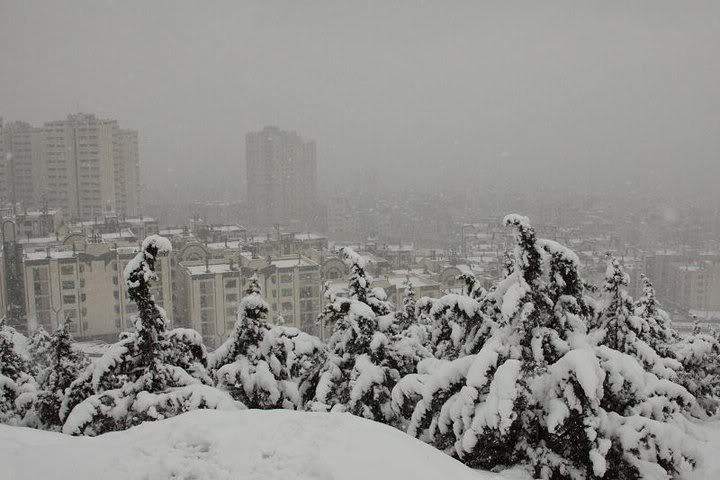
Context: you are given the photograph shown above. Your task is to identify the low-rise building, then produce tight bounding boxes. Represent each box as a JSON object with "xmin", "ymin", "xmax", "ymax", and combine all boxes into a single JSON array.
[
  {"xmin": 178, "ymin": 254, "xmax": 323, "ymax": 348},
  {"xmin": 11, "ymin": 209, "xmax": 63, "ymax": 239},
  {"xmin": 20, "ymin": 241, "xmax": 173, "ymax": 341}
]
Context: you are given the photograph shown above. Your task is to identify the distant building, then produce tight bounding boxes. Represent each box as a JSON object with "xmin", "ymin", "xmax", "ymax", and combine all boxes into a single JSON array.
[
  {"xmin": 0, "ymin": 230, "xmax": 172, "ymax": 339},
  {"xmin": 177, "ymin": 254, "xmax": 323, "ymax": 348},
  {"xmin": 670, "ymin": 261, "xmax": 720, "ymax": 313},
  {"xmin": 0, "ymin": 119, "xmax": 41, "ymax": 207},
  {"xmin": 7, "ymin": 209, "xmax": 63, "ymax": 239},
  {"xmin": 246, "ymin": 126, "xmax": 316, "ymax": 227},
  {"xmin": 66, "ymin": 214, "xmax": 159, "ymax": 240},
  {"xmin": 645, "ymin": 252, "xmax": 720, "ymax": 313},
  {"xmin": 116, "ymin": 129, "xmax": 142, "ymax": 218},
  {"xmin": 0, "ymin": 114, "xmax": 142, "ymax": 220}
]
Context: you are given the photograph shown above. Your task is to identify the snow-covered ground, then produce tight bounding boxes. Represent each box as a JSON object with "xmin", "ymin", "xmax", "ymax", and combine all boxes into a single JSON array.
[
  {"xmin": 3, "ymin": 409, "xmax": 719, "ymax": 479},
  {"xmin": 689, "ymin": 419, "xmax": 720, "ymax": 479},
  {"xmin": 0, "ymin": 409, "xmax": 505, "ymax": 480}
]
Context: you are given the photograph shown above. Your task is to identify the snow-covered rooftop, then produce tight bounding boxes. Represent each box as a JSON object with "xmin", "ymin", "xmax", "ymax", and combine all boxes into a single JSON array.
[
  {"xmin": 159, "ymin": 228, "xmax": 185, "ymax": 236},
  {"xmin": 294, "ymin": 232, "xmax": 327, "ymax": 241},
  {"xmin": 124, "ymin": 216, "xmax": 157, "ymax": 224},
  {"xmin": 213, "ymin": 225, "xmax": 245, "ymax": 232},
  {"xmin": 272, "ymin": 257, "xmax": 318, "ymax": 269},
  {"xmin": 101, "ymin": 229, "xmax": 135, "ymax": 241},
  {"xmin": 385, "ymin": 272, "xmax": 440, "ymax": 288},
  {"xmin": 25, "ymin": 250, "xmax": 75, "ymax": 261},
  {"xmin": 18, "ymin": 236, "xmax": 63, "ymax": 246},
  {"xmin": 185, "ymin": 264, "xmax": 240, "ymax": 276},
  {"xmin": 207, "ymin": 240, "xmax": 242, "ymax": 250}
]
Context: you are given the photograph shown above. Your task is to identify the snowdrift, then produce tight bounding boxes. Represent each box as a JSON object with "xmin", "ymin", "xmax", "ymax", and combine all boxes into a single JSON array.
[{"xmin": 0, "ymin": 409, "xmax": 500, "ymax": 480}]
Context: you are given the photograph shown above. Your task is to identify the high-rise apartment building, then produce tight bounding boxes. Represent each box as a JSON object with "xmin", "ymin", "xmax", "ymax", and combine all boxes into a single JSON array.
[
  {"xmin": 0, "ymin": 119, "xmax": 42, "ymax": 208},
  {"xmin": 246, "ymin": 126, "xmax": 317, "ymax": 227},
  {"xmin": 0, "ymin": 114, "xmax": 141, "ymax": 220},
  {"xmin": 39, "ymin": 113, "xmax": 119, "ymax": 220},
  {"xmin": 116, "ymin": 129, "xmax": 142, "ymax": 218}
]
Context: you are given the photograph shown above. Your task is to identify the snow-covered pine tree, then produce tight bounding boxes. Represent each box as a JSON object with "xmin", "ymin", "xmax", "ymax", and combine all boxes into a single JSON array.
[
  {"xmin": 415, "ymin": 295, "xmax": 435, "ymax": 326},
  {"xmin": 394, "ymin": 278, "xmax": 418, "ymax": 333},
  {"xmin": 634, "ymin": 274, "xmax": 677, "ymax": 356},
  {"xmin": 161, "ymin": 327, "xmax": 213, "ymax": 385},
  {"xmin": 390, "ymin": 281, "xmax": 433, "ymax": 361},
  {"xmin": 392, "ymin": 276, "xmax": 499, "ymax": 427},
  {"xmin": 672, "ymin": 320, "xmax": 720, "ymax": 415},
  {"xmin": 209, "ymin": 274, "xmax": 269, "ymax": 371},
  {"xmin": 310, "ymin": 281, "xmax": 391, "ymax": 419},
  {"xmin": 310, "ymin": 247, "xmax": 427, "ymax": 426},
  {"xmin": 211, "ymin": 275, "xmax": 327, "ymax": 409},
  {"xmin": 339, "ymin": 246, "xmax": 392, "ymax": 316},
  {"xmin": 596, "ymin": 256, "xmax": 683, "ymax": 381},
  {"xmin": 27, "ymin": 326, "xmax": 52, "ymax": 374},
  {"xmin": 425, "ymin": 290, "xmax": 495, "ymax": 361},
  {"xmin": 25, "ymin": 322, "xmax": 89, "ymax": 430},
  {"xmin": 402, "ymin": 215, "xmax": 698, "ymax": 479},
  {"xmin": 501, "ymin": 249, "xmax": 515, "ymax": 279},
  {"xmin": 458, "ymin": 271, "xmax": 485, "ymax": 300},
  {"xmin": 384, "ymin": 284, "xmax": 433, "ymax": 382},
  {"xmin": 422, "ymin": 268, "xmax": 502, "ymax": 363},
  {"xmin": 61, "ymin": 235, "xmax": 235, "ymax": 436},
  {"xmin": 0, "ymin": 319, "xmax": 35, "ymax": 425}
]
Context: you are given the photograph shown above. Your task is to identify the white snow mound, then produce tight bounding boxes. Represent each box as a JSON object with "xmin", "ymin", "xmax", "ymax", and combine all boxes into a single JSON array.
[{"xmin": 0, "ymin": 409, "xmax": 501, "ymax": 480}]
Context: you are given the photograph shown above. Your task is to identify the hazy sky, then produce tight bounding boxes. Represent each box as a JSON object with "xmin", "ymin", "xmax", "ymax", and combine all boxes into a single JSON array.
[{"xmin": 1, "ymin": 1, "xmax": 719, "ymax": 199}]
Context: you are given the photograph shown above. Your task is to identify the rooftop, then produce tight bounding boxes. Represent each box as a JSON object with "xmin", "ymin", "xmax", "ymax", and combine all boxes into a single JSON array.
[
  {"xmin": 206, "ymin": 240, "xmax": 242, "ymax": 250},
  {"xmin": 185, "ymin": 263, "xmax": 240, "ymax": 276},
  {"xmin": 272, "ymin": 256, "xmax": 319, "ymax": 269},
  {"xmin": 25, "ymin": 250, "xmax": 75, "ymax": 261}
]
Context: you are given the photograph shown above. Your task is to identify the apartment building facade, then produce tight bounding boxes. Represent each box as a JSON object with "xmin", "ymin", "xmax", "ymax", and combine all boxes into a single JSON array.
[
  {"xmin": 20, "ymin": 242, "xmax": 173, "ymax": 340},
  {"xmin": 246, "ymin": 126, "xmax": 317, "ymax": 227},
  {"xmin": 178, "ymin": 255, "xmax": 323, "ymax": 348},
  {"xmin": 0, "ymin": 114, "xmax": 141, "ymax": 220},
  {"xmin": 0, "ymin": 119, "xmax": 42, "ymax": 207}
]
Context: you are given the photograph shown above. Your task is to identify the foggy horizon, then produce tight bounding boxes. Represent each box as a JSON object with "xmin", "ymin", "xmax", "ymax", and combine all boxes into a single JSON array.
[{"xmin": 1, "ymin": 0, "xmax": 719, "ymax": 201}]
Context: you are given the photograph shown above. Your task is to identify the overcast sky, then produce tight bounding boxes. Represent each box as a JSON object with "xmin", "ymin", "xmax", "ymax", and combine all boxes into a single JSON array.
[{"xmin": 1, "ymin": 1, "xmax": 718, "ymax": 199}]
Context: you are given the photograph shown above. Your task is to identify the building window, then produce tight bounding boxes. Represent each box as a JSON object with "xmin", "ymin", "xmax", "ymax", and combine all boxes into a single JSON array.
[
  {"xmin": 224, "ymin": 279, "xmax": 237, "ymax": 289},
  {"xmin": 300, "ymin": 286, "xmax": 316, "ymax": 298},
  {"xmin": 60, "ymin": 265, "xmax": 75, "ymax": 276},
  {"xmin": 281, "ymin": 288, "xmax": 293, "ymax": 297},
  {"xmin": 62, "ymin": 295, "xmax": 76, "ymax": 305},
  {"xmin": 62, "ymin": 280, "xmax": 75, "ymax": 290},
  {"xmin": 37, "ymin": 311, "xmax": 52, "ymax": 324},
  {"xmin": 35, "ymin": 296, "xmax": 51, "ymax": 310}
]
